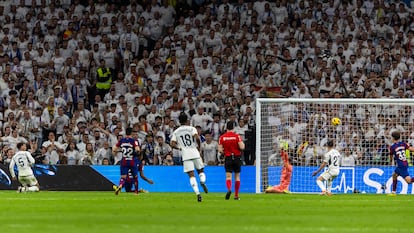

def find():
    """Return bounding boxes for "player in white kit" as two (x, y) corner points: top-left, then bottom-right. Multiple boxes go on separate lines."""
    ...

(170, 113), (208, 202)
(9, 142), (40, 192)
(312, 140), (340, 195)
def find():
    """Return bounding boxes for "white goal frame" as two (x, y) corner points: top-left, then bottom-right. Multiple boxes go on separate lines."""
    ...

(255, 98), (414, 194)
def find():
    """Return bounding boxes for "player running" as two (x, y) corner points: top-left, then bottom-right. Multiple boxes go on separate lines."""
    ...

(9, 142), (40, 192)
(388, 131), (414, 196)
(170, 113), (208, 202)
(312, 140), (340, 195)
(112, 127), (141, 195)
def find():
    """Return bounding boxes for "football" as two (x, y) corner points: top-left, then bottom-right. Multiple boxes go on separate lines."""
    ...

(331, 117), (341, 126)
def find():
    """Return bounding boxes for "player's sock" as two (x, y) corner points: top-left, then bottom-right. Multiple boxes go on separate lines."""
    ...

(392, 179), (397, 192)
(134, 177), (138, 193)
(199, 172), (206, 184)
(226, 179), (232, 191)
(235, 180), (240, 197)
(27, 186), (39, 192)
(119, 178), (125, 188)
(190, 176), (200, 195)
(327, 179), (333, 193)
(316, 180), (325, 192)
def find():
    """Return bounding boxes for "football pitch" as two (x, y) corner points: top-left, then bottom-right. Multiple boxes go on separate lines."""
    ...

(1, 191), (413, 233)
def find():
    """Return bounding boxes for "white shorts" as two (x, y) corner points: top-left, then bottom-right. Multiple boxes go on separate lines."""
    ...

(320, 170), (339, 181)
(183, 158), (204, 173)
(19, 175), (38, 187)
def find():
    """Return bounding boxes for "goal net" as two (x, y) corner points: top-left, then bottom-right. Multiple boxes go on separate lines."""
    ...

(255, 98), (414, 194)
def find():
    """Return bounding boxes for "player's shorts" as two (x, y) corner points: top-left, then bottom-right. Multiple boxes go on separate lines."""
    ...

(18, 175), (38, 187)
(320, 169), (339, 181)
(395, 167), (409, 178)
(183, 158), (204, 173)
(224, 155), (242, 173)
(120, 159), (138, 177)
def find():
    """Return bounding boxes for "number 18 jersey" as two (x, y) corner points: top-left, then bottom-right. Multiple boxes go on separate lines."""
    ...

(171, 125), (201, 161)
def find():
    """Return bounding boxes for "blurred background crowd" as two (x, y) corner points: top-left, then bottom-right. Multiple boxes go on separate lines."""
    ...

(0, 0), (413, 167)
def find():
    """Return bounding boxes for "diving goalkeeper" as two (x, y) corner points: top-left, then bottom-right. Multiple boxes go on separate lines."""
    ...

(265, 140), (292, 193)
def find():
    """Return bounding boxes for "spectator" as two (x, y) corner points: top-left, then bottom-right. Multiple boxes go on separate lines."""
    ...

(154, 135), (172, 165)
(201, 131), (219, 165)
(42, 131), (65, 165)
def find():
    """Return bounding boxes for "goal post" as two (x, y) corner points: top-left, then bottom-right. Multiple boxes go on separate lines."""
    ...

(255, 98), (414, 194)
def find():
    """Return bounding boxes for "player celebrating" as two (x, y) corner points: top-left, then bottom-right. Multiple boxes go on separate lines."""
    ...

(389, 131), (414, 195)
(312, 140), (340, 195)
(112, 127), (141, 195)
(9, 142), (40, 192)
(219, 121), (245, 200)
(170, 113), (208, 202)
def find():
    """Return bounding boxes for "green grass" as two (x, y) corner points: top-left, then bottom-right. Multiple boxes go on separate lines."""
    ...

(0, 191), (413, 233)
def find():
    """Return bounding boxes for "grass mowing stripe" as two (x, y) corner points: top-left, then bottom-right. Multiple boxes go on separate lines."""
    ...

(0, 191), (413, 233)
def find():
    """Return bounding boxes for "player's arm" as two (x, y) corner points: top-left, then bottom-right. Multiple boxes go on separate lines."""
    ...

(312, 161), (327, 176)
(139, 170), (154, 184)
(8, 156), (16, 180)
(238, 138), (245, 151)
(193, 133), (201, 149)
(236, 134), (245, 151)
(27, 152), (36, 165)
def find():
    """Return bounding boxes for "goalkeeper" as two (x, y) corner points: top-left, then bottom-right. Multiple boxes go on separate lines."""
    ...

(265, 140), (292, 193)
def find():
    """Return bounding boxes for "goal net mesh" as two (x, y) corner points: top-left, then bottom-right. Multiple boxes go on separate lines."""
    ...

(255, 98), (414, 194)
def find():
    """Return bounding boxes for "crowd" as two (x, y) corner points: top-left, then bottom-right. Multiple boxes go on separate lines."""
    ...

(0, 0), (413, 167)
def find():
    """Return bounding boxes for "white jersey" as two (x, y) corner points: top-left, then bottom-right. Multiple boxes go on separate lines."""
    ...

(171, 125), (201, 161)
(323, 149), (341, 174)
(9, 151), (35, 178)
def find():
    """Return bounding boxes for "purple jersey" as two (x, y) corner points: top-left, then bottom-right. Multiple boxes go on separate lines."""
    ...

(116, 137), (139, 176)
(116, 137), (139, 161)
(389, 141), (410, 168)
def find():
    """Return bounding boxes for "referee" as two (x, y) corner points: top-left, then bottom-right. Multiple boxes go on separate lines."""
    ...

(219, 121), (245, 200)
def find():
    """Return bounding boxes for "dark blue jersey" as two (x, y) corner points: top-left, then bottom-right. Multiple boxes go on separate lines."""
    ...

(116, 137), (139, 161)
(390, 141), (410, 168)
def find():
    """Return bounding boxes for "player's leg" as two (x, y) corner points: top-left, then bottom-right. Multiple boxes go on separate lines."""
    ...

(184, 160), (202, 202)
(24, 176), (40, 192)
(403, 170), (414, 184)
(390, 169), (404, 195)
(195, 158), (208, 193)
(316, 177), (326, 194)
(280, 166), (293, 192)
(115, 165), (129, 195)
(17, 177), (28, 193)
(326, 178), (335, 195)
(316, 172), (330, 194)
(234, 172), (241, 200)
(233, 157), (242, 200)
(391, 172), (398, 193)
(130, 165), (139, 194)
(187, 170), (200, 194)
(224, 156), (233, 200)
